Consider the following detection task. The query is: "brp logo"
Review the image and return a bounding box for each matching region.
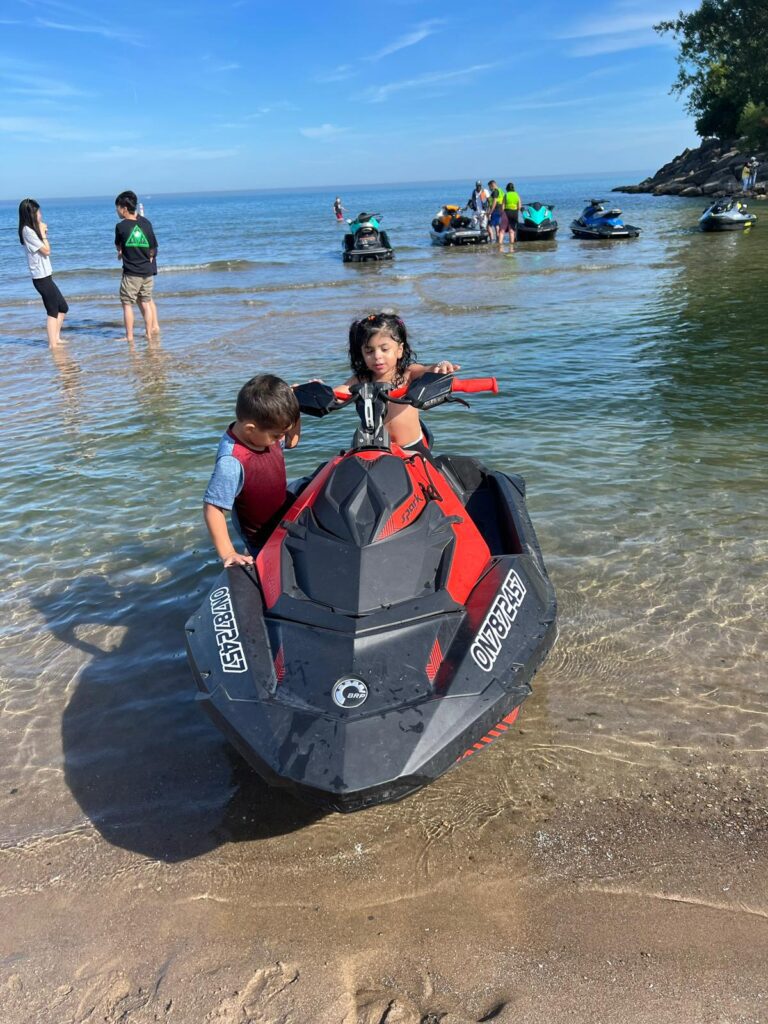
[332,677,369,709]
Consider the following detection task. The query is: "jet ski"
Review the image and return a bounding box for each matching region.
[517,201,558,241]
[186,374,557,812]
[699,196,758,231]
[430,204,489,246]
[342,212,394,262]
[571,199,640,239]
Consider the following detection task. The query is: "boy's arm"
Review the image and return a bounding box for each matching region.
[203,503,253,566]
[284,416,301,449]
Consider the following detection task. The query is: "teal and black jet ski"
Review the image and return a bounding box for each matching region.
[343,212,394,263]
[517,201,558,241]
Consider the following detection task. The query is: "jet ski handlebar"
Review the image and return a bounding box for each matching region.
[294,375,498,418]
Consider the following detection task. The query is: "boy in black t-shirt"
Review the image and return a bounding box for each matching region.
[114,190,160,342]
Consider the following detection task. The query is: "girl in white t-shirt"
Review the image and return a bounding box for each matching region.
[18,198,69,346]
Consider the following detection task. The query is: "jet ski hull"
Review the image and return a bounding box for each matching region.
[186,455,556,812]
[517,223,558,241]
[343,247,394,262]
[430,229,489,246]
[571,222,640,239]
[699,215,757,231]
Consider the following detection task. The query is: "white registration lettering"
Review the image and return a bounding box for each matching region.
[470,570,526,672]
[209,587,248,673]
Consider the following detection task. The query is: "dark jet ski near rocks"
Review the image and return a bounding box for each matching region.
[517,201,558,241]
[342,212,394,262]
[571,199,640,239]
[699,196,758,231]
[186,374,557,812]
[430,204,489,246]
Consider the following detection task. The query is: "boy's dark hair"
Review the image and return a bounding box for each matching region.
[235,374,299,429]
[18,197,42,245]
[115,190,138,214]
[348,312,415,382]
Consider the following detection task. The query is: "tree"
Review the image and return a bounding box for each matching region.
[655,0,768,140]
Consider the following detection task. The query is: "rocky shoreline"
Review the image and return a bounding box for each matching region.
[613,138,766,199]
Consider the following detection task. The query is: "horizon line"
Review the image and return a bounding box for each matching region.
[0,169,651,205]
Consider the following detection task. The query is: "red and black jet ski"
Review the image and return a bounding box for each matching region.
[185,374,557,812]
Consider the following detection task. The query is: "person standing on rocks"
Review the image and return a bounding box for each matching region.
[748,157,759,190]
[741,161,751,193]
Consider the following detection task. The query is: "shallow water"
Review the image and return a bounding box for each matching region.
[1,177,767,1021]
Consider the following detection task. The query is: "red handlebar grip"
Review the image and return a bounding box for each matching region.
[451,377,499,394]
[332,388,354,402]
[341,378,499,401]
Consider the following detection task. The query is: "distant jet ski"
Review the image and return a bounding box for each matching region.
[343,212,394,262]
[699,196,758,231]
[517,202,558,241]
[430,204,489,246]
[571,199,640,239]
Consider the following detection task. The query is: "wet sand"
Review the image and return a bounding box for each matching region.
[3,651,768,1024]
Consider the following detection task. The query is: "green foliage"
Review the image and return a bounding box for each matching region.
[737,102,768,149]
[655,0,768,140]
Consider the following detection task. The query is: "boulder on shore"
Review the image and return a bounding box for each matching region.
[614,140,766,199]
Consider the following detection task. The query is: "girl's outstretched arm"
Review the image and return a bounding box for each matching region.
[409,359,461,379]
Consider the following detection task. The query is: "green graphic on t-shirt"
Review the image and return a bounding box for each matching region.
[126,224,150,248]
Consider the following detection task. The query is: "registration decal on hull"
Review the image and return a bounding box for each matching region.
[470,570,526,672]
[209,586,248,673]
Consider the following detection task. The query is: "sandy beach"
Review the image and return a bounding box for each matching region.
[4,671,768,1023]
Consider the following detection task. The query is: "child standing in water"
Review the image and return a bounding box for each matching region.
[340,313,460,454]
[18,198,69,346]
[203,374,301,565]
[114,190,160,342]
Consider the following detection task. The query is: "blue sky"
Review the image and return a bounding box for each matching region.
[0,0,700,199]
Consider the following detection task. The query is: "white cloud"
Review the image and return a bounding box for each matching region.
[0,115,96,142]
[299,123,348,139]
[367,20,444,61]
[35,17,143,45]
[567,30,659,57]
[2,71,88,97]
[560,2,700,56]
[365,63,497,103]
[316,64,356,83]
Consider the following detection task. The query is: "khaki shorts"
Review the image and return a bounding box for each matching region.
[120,273,154,304]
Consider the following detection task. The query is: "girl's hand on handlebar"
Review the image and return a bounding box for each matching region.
[432,360,461,374]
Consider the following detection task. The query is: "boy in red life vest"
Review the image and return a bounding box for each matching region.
[203,374,300,566]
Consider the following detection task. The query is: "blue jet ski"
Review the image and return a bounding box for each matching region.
[571,199,640,239]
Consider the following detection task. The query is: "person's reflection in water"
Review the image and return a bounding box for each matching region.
[128,333,173,425]
[49,341,83,436]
